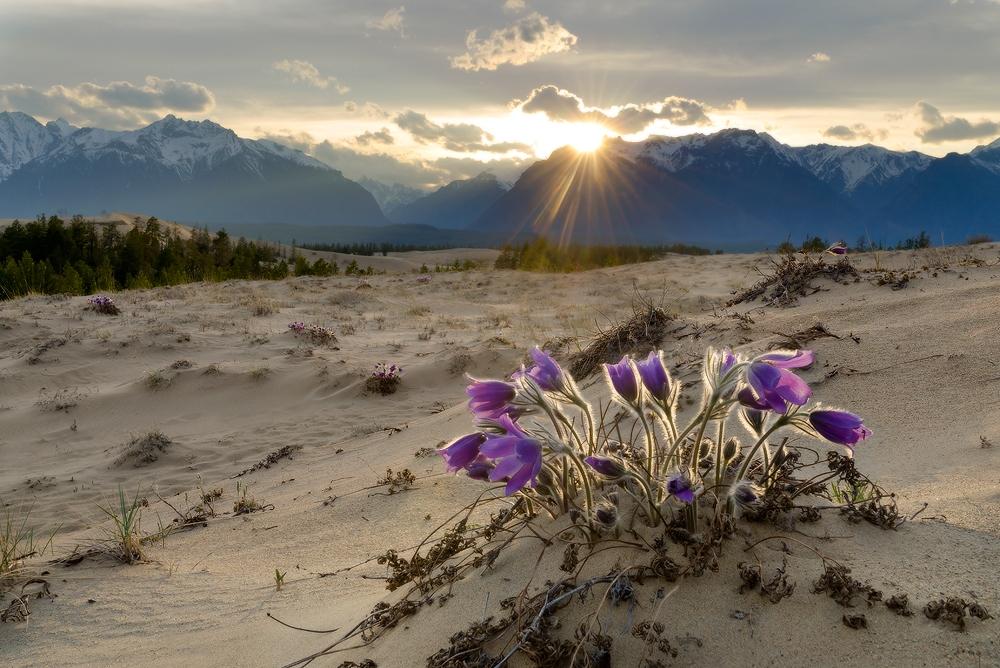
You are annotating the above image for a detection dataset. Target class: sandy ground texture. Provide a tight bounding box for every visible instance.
[1,244,999,666]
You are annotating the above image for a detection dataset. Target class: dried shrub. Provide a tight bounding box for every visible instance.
[923,597,992,631]
[728,255,859,307]
[113,431,172,468]
[568,295,673,378]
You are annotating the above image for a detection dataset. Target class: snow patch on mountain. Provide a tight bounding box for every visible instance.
[2,113,328,182]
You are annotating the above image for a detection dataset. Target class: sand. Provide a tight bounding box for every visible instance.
[1,244,998,666]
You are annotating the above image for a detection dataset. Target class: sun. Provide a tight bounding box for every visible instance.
[566,123,608,152]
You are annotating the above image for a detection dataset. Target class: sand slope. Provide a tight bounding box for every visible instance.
[1,245,998,666]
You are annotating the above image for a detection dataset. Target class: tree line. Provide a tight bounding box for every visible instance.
[494,238,716,272]
[0,215,292,299]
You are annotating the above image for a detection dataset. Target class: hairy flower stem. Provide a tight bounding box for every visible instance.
[625,473,665,526]
[735,419,786,483]
[563,451,594,517]
[714,420,726,490]
[639,410,658,477]
[689,391,718,476]
[571,396,598,455]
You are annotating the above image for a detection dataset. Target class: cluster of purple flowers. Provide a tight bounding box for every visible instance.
[371,362,402,380]
[288,321,337,345]
[438,343,873,530]
[87,295,120,315]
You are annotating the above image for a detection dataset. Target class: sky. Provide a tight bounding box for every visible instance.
[2,0,1000,188]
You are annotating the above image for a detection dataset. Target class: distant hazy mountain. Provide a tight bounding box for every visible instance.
[476,130,1000,248]
[358,178,424,214]
[388,172,508,228]
[0,112,387,226]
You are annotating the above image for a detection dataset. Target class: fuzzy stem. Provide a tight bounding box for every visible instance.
[735,418,786,482]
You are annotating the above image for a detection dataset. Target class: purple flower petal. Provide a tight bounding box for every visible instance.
[604,356,639,404]
[758,349,814,369]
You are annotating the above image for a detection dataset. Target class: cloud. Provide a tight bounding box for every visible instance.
[503,0,526,12]
[367,6,406,36]
[915,101,1000,143]
[355,127,395,146]
[257,129,528,188]
[823,123,888,142]
[806,52,831,64]
[514,85,712,133]
[450,12,577,71]
[272,59,349,93]
[394,110,530,153]
[0,76,214,129]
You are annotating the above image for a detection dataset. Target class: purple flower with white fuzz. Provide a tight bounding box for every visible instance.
[665,471,700,504]
[466,379,517,419]
[584,455,627,480]
[718,348,737,375]
[808,410,872,447]
[826,242,848,256]
[729,480,763,508]
[480,415,543,495]
[739,349,813,413]
[635,350,671,401]
[604,356,639,404]
[439,432,487,472]
[514,347,564,392]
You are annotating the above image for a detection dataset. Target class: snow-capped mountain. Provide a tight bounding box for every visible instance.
[478,128,1000,247]
[0,111,77,180]
[793,144,932,196]
[970,137,1000,174]
[0,113,387,226]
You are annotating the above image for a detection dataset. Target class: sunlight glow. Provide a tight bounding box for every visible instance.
[564,123,607,153]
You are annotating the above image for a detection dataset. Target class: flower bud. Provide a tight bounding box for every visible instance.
[584,455,628,480]
[722,437,740,463]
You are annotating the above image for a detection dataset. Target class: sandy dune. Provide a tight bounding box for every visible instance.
[1,245,998,666]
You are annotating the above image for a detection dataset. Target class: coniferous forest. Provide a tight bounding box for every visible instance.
[0,215,288,299]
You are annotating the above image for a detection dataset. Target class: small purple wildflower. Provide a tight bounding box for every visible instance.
[604,356,639,404]
[635,350,671,401]
[464,455,494,481]
[808,410,872,447]
[584,455,627,480]
[739,349,813,413]
[288,321,306,333]
[826,242,848,255]
[729,480,763,508]
[665,471,700,504]
[466,379,517,419]
[513,347,564,392]
[439,432,487,472]
[480,415,543,495]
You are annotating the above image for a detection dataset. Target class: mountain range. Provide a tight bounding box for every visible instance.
[2,111,1000,247]
[0,111,387,226]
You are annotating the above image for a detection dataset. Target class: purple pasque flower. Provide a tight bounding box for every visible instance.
[739,349,813,413]
[584,455,628,480]
[466,378,517,419]
[826,242,848,256]
[514,347,564,392]
[729,480,763,508]
[635,350,671,401]
[439,432,487,472]
[464,455,494,481]
[665,471,700,504]
[808,410,872,447]
[480,415,543,495]
[604,356,639,404]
